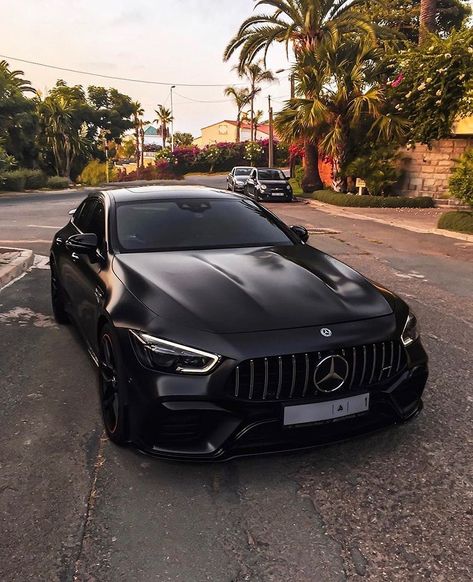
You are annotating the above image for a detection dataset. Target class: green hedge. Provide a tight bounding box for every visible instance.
[0,169,48,191]
[305,190,435,208]
[24,169,47,189]
[47,176,70,190]
[438,211,473,234]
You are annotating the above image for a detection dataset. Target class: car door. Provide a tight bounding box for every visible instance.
[61,197,107,345]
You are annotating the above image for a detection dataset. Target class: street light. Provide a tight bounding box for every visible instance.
[170,85,176,152]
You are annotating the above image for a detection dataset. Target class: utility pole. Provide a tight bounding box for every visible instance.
[170,85,176,152]
[268,95,274,168]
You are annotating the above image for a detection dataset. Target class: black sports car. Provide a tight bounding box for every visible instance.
[244,167,293,201]
[50,186,428,460]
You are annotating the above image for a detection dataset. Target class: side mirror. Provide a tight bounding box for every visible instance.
[65,233,98,255]
[290,225,309,243]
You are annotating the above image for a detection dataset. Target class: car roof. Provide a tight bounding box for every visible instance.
[102,185,246,203]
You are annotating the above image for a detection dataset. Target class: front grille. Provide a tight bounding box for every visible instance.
[227,341,407,402]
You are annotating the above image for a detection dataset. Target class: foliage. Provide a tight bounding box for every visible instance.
[79,159,117,186]
[243,141,264,165]
[23,169,47,189]
[448,148,473,206]
[305,190,435,207]
[389,27,473,145]
[437,210,473,233]
[154,105,173,148]
[46,176,70,189]
[117,160,184,182]
[344,146,401,196]
[224,86,251,141]
[173,132,194,147]
[363,0,470,44]
[0,143,17,172]
[0,169,27,191]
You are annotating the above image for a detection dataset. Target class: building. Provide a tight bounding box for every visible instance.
[143,125,162,147]
[193,120,276,147]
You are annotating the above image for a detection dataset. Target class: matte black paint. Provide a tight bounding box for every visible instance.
[51,186,428,460]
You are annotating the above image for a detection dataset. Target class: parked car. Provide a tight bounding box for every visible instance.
[244,167,293,201]
[50,187,428,461]
[227,166,253,192]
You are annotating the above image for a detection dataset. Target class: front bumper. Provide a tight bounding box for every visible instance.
[119,328,428,461]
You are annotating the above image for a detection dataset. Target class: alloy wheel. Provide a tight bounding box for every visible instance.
[99,334,120,434]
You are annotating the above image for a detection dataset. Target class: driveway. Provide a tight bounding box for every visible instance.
[0,181,472,581]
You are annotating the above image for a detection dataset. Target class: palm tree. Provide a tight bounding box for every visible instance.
[276,37,407,191]
[419,0,437,44]
[38,94,87,179]
[236,61,275,141]
[154,105,173,149]
[224,0,377,192]
[224,86,251,142]
[130,101,143,170]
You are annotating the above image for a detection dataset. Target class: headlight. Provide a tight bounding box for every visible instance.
[260,184,267,190]
[130,330,221,374]
[286,184,292,191]
[401,312,419,346]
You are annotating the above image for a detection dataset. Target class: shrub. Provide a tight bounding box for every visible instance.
[79,160,117,186]
[23,169,47,189]
[438,211,473,234]
[449,148,473,207]
[47,176,70,190]
[344,148,400,196]
[306,190,435,208]
[0,170,27,191]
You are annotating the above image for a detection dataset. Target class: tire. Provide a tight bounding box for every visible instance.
[98,324,129,445]
[50,261,69,324]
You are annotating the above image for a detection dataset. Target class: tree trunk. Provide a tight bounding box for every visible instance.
[301,140,323,193]
[162,123,166,149]
[236,111,241,143]
[250,90,255,142]
[419,0,437,44]
[135,125,140,170]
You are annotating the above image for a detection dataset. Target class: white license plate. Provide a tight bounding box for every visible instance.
[271,192,284,196]
[284,393,370,426]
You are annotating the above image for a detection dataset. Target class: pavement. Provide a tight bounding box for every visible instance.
[0,177,472,581]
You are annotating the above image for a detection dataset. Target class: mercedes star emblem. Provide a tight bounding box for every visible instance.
[313,355,349,393]
[320,328,332,337]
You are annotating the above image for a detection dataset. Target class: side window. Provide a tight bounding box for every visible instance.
[251,170,256,179]
[74,198,97,232]
[87,201,106,249]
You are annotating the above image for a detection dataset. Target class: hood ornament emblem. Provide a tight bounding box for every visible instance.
[320,328,332,337]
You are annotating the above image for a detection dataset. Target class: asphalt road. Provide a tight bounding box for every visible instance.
[1,178,472,581]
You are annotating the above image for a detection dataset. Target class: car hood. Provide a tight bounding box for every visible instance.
[112,245,392,334]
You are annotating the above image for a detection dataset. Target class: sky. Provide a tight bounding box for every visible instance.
[0,0,291,136]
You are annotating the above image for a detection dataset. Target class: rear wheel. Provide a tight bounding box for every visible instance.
[98,325,129,445]
[50,261,69,324]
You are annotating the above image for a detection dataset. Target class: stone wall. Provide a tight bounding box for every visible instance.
[398,138,473,198]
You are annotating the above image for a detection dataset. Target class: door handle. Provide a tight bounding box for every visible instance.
[71,252,80,261]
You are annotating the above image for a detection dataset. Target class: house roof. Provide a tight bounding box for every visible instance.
[199,119,274,136]
[144,125,158,135]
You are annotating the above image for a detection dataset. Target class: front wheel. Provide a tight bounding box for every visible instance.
[98,325,129,445]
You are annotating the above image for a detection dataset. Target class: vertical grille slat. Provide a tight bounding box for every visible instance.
[249,360,255,400]
[276,356,283,399]
[369,344,377,384]
[234,366,240,397]
[378,342,386,381]
[302,354,309,397]
[289,355,296,398]
[228,340,408,402]
[262,357,269,400]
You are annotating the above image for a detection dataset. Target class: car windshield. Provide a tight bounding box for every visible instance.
[115,198,294,252]
[234,168,252,176]
[258,169,286,181]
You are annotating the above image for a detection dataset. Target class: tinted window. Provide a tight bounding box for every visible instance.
[87,201,106,248]
[258,169,286,180]
[234,168,252,176]
[116,198,293,252]
[74,198,97,232]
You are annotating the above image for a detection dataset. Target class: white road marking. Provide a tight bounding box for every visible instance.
[0,239,51,244]
[27,224,61,229]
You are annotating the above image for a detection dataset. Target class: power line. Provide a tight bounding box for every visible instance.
[174,91,234,104]
[0,54,245,88]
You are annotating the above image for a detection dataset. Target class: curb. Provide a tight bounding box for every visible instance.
[0,247,34,290]
[304,199,473,244]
